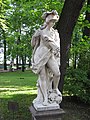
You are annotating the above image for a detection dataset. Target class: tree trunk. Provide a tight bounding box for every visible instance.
[73,53,77,69]
[3,30,7,70]
[22,56,25,72]
[16,55,19,70]
[57,0,85,92]
[16,29,21,70]
[4,39,7,70]
[28,57,31,68]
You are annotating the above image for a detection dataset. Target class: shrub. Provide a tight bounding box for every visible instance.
[64,67,90,103]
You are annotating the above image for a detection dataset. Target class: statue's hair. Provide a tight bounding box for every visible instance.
[42,10,58,20]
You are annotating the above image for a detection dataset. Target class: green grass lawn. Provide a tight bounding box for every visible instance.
[0,71,90,120]
[0,70,37,120]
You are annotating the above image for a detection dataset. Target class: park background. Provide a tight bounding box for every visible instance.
[0,0,90,120]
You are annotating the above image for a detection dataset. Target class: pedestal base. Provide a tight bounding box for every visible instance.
[30,104,65,120]
[33,102,60,111]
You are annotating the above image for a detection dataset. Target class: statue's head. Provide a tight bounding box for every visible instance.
[42,10,59,24]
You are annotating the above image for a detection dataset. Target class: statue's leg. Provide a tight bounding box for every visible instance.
[47,56,61,95]
[39,66,48,105]
[45,68,53,92]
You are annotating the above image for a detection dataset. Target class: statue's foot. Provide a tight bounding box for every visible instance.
[33,97,43,104]
[42,100,48,106]
[54,89,62,96]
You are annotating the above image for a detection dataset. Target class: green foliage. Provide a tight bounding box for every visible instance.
[1,0,90,105]
[0,0,10,31]
[1,0,64,63]
[63,0,90,104]
[64,67,90,103]
[69,0,90,70]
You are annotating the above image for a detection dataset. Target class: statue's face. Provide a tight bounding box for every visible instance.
[48,20,56,28]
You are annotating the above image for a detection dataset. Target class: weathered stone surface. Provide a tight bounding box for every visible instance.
[31,10,62,107]
[33,102,60,111]
[30,105,65,120]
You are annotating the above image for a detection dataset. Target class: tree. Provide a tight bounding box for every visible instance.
[0,0,8,31]
[5,0,64,71]
[83,0,90,37]
[57,0,86,92]
[3,30,7,70]
[0,0,9,70]
[78,0,90,75]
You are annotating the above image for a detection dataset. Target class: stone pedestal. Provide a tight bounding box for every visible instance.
[30,104,65,120]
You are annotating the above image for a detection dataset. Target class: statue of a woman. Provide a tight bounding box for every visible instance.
[31,10,62,107]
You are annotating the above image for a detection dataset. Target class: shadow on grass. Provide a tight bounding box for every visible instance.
[0,95,90,120]
[0,93,36,120]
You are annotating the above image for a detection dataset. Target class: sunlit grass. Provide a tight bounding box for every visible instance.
[0,70,37,120]
[0,89,37,98]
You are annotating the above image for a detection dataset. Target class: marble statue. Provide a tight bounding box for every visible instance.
[31,10,62,110]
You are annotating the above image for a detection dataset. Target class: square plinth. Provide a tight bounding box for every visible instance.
[29,104,65,120]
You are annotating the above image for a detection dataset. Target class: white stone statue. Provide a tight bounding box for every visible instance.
[31,10,62,110]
